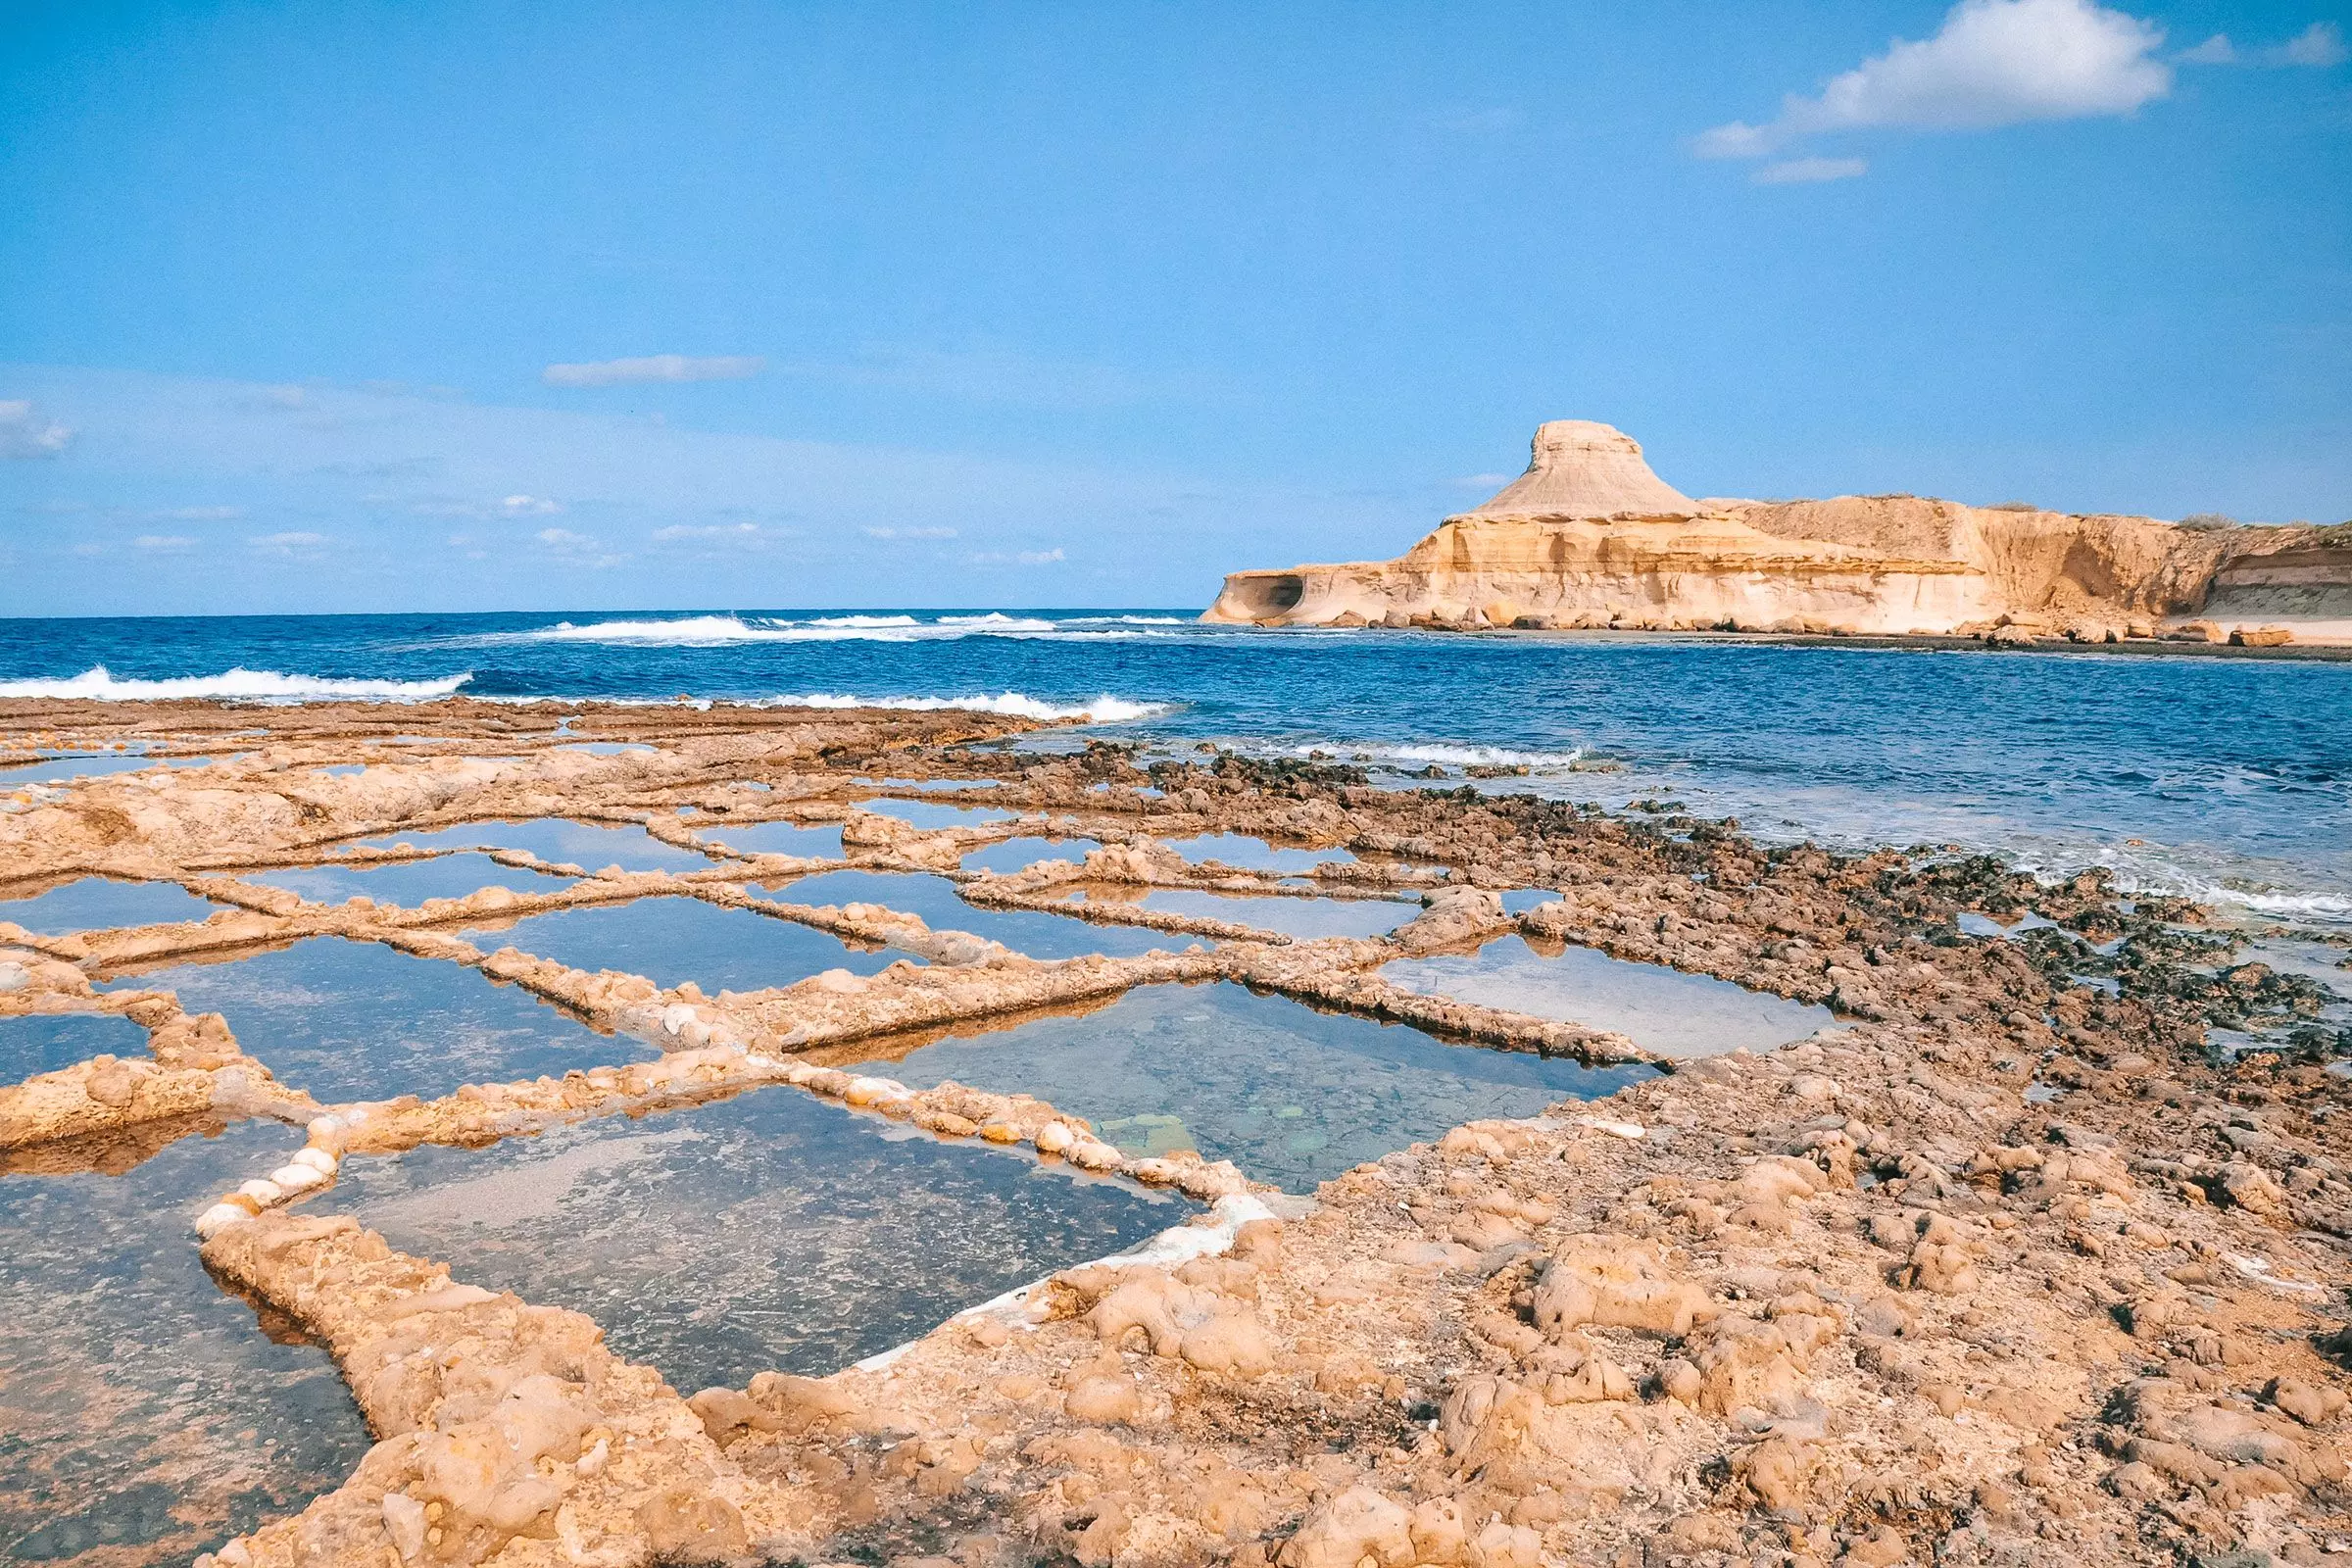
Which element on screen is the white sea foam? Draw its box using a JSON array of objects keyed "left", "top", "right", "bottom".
[
  {"left": 936, "top": 612, "right": 1059, "bottom": 631},
  {"left": 472, "top": 612, "right": 1174, "bottom": 646},
  {"left": 514, "top": 615, "right": 803, "bottom": 644},
  {"left": 0, "top": 665, "right": 472, "bottom": 703},
  {"left": 756, "top": 692, "right": 1167, "bottom": 722},
  {"left": 1287, "top": 741, "right": 1590, "bottom": 770}
]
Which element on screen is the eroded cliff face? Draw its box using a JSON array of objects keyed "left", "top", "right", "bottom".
[{"left": 1205, "top": 422, "right": 2351, "bottom": 644}]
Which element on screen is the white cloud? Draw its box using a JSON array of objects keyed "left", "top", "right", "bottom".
[
  {"left": 1453, "top": 473, "right": 1513, "bottom": 488},
  {"left": 133, "top": 534, "right": 197, "bottom": 551},
  {"left": 1697, "top": 0, "right": 2171, "bottom": 159},
  {"left": 651, "top": 521, "right": 769, "bottom": 546},
  {"left": 863, "top": 525, "right": 958, "bottom": 540},
  {"left": 542, "top": 354, "right": 765, "bottom": 388},
  {"left": 150, "top": 505, "right": 244, "bottom": 521},
  {"left": 501, "top": 493, "right": 562, "bottom": 514},
  {"left": 535, "top": 526, "right": 626, "bottom": 568},
  {"left": 1754, "top": 156, "right": 1871, "bottom": 184},
  {"left": 249, "top": 530, "right": 327, "bottom": 557},
  {"left": 970, "top": 546, "right": 1067, "bottom": 565},
  {"left": 0, "top": 398, "right": 74, "bottom": 459},
  {"left": 2181, "top": 22, "right": 2347, "bottom": 68}
]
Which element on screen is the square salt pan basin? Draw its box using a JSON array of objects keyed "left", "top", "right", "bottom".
[
  {"left": 760, "top": 871, "right": 1177, "bottom": 960},
  {"left": 856, "top": 981, "right": 1654, "bottom": 1193},
  {"left": 858, "top": 799, "right": 1015, "bottom": 830},
  {"left": 459, "top": 895, "right": 902, "bottom": 995},
  {"left": 0, "top": 1117, "right": 368, "bottom": 1564},
  {"left": 0, "top": 752, "right": 215, "bottom": 788},
  {"left": 1161, "top": 833, "right": 1358, "bottom": 874},
  {"left": 116, "top": 936, "right": 651, "bottom": 1104},
  {"left": 245, "top": 852, "right": 578, "bottom": 909},
  {"left": 1383, "top": 935, "right": 1837, "bottom": 1059},
  {"left": 0, "top": 876, "right": 229, "bottom": 935},
  {"left": 1071, "top": 887, "right": 1418, "bottom": 942},
  {"left": 960, "top": 835, "right": 1105, "bottom": 874},
  {"left": 308, "top": 1084, "right": 1185, "bottom": 1393},
  {"left": 698, "top": 820, "right": 846, "bottom": 859},
  {"left": 3, "top": 1011, "right": 149, "bottom": 1081},
  {"left": 343, "top": 817, "right": 711, "bottom": 874}
]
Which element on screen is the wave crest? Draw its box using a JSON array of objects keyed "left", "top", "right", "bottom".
[
  {"left": 0, "top": 665, "right": 472, "bottom": 703},
  {"left": 758, "top": 692, "right": 1166, "bottom": 722}
]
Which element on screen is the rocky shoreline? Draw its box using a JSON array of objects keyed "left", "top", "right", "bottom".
[{"left": 2, "top": 697, "right": 2347, "bottom": 1567}]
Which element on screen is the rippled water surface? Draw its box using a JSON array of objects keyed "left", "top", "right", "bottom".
[
  {"left": 118, "top": 936, "right": 646, "bottom": 1102},
  {"left": 246, "top": 851, "right": 577, "bottom": 907},
  {"left": 0, "top": 876, "right": 227, "bottom": 935},
  {"left": 764, "top": 870, "right": 1176, "bottom": 959},
  {"left": 310, "top": 1085, "right": 1184, "bottom": 1391},
  {"left": 461, "top": 895, "right": 903, "bottom": 992},
  {"left": 1, "top": 1010, "right": 149, "bottom": 1079},
  {"left": 858, "top": 981, "right": 1654, "bottom": 1190},
  {"left": 0, "top": 1117, "right": 368, "bottom": 1564},
  {"left": 3, "top": 612, "right": 2346, "bottom": 921},
  {"left": 347, "top": 816, "right": 711, "bottom": 873}
]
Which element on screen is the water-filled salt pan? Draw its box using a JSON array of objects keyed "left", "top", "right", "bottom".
[
  {"left": 460, "top": 895, "right": 901, "bottom": 994},
  {"left": 859, "top": 799, "right": 1015, "bottom": 830},
  {"left": 0, "top": 1118, "right": 368, "bottom": 1563},
  {"left": 858, "top": 981, "right": 1653, "bottom": 1191},
  {"left": 311, "top": 1084, "right": 1183, "bottom": 1392},
  {"left": 1384, "top": 935, "right": 1836, "bottom": 1058},
  {"left": 1073, "top": 887, "right": 1418, "bottom": 942},
  {"left": 960, "top": 835, "right": 1106, "bottom": 874},
  {"left": 0, "top": 876, "right": 228, "bottom": 935},
  {"left": 0, "top": 752, "right": 214, "bottom": 788},
  {"left": 116, "top": 936, "right": 650, "bottom": 1103},
  {"left": 762, "top": 870, "right": 1174, "bottom": 960},
  {"left": 1160, "top": 833, "right": 1358, "bottom": 873},
  {"left": 699, "top": 820, "right": 847, "bottom": 859},
  {"left": 2, "top": 1011, "right": 149, "bottom": 1081},
  {"left": 246, "top": 852, "right": 577, "bottom": 908},
  {"left": 346, "top": 817, "right": 710, "bottom": 873}
]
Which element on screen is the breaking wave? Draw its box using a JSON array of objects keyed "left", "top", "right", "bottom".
[
  {"left": 1286, "top": 741, "right": 1591, "bottom": 770},
  {"left": 458, "top": 612, "right": 1197, "bottom": 647},
  {"left": 0, "top": 665, "right": 473, "bottom": 703},
  {"left": 757, "top": 692, "right": 1167, "bottom": 722}
]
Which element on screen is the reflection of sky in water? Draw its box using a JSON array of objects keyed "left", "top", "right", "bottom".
[
  {"left": 461, "top": 896, "right": 901, "bottom": 992},
  {"left": 0, "top": 877, "right": 226, "bottom": 935},
  {"left": 345, "top": 817, "right": 710, "bottom": 873},
  {"left": 1160, "top": 833, "right": 1358, "bottom": 873},
  {"left": 0, "top": 1117, "right": 368, "bottom": 1565},
  {"left": 861, "top": 981, "right": 1653, "bottom": 1191},
  {"left": 763, "top": 870, "right": 1175, "bottom": 959},
  {"left": 0, "top": 754, "right": 212, "bottom": 788},
  {"left": 859, "top": 799, "right": 1014, "bottom": 830},
  {"left": 1081, "top": 887, "right": 1416, "bottom": 941},
  {"left": 245, "top": 852, "right": 577, "bottom": 908},
  {"left": 1385, "top": 935, "right": 1835, "bottom": 1058},
  {"left": 2, "top": 1011, "right": 149, "bottom": 1080},
  {"left": 699, "top": 819, "right": 846, "bottom": 858},
  {"left": 311, "top": 1086, "right": 1183, "bottom": 1391},
  {"left": 961, "top": 835, "right": 1104, "bottom": 874},
  {"left": 122, "top": 936, "right": 646, "bottom": 1102}
]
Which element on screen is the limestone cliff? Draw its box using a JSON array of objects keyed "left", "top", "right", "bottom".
[{"left": 1204, "top": 420, "right": 2351, "bottom": 644}]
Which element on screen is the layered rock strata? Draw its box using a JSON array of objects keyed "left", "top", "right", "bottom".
[{"left": 1207, "top": 420, "right": 2352, "bottom": 644}]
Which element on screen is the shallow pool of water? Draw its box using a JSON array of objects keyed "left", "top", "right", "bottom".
[
  {"left": 0, "top": 1117, "right": 369, "bottom": 1565},
  {"left": 698, "top": 820, "right": 847, "bottom": 859},
  {"left": 1160, "top": 833, "right": 1359, "bottom": 874},
  {"left": 2, "top": 1011, "right": 149, "bottom": 1081},
  {"left": 345, "top": 817, "right": 711, "bottom": 874},
  {"left": 309, "top": 1085, "right": 1184, "bottom": 1392},
  {"left": 1074, "top": 887, "right": 1418, "bottom": 942},
  {"left": 0, "top": 753, "right": 214, "bottom": 789},
  {"left": 761, "top": 871, "right": 1177, "bottom": 960},
  {"left": 1384, "top": 935, "right": 1837, "bottom": 1058},
  {"left": 460, "top": 896, "right": 902, "bottom": 994},
  {"left": 960, "top": 835, "right": 1106, "bottom": 875},
  {"left": 119, "top": 936, "right": 647, "bottom": 1102},
  {"left": 859, "top": 799, "right": 1015, "bottom": 830},
  {"left": 859, "top": 981, "right": 1651, "bottom": 1191},
  {"left": 0, "top": 876, "right": 228, "bottom": 935},
  {"left": 246, "top": 853, "right": 578, "bottom": 909}
]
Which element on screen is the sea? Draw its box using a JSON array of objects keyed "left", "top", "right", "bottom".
[{"left": 2, "top": 609, "right": 2347, "bottom": 928}]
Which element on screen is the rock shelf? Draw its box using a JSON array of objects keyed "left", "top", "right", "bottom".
[{"left": 0, "top": 697, "right": 2344, "bottom": 1566}]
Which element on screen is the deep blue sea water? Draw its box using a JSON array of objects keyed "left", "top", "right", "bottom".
[{"left": 3, "top": 609, "right": 2348, "bottom": 923}]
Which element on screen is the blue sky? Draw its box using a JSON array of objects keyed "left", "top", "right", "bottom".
[{"left": 1, "top": 0, "right": 2346, "bottom": 614}]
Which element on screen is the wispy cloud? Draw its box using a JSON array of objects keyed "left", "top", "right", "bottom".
[
  {"left": 0, "top": 399, "right": 74, "bottom": 459},
  {"left": 149, "top": 505, "right": 244, "bottom": 521},
  {"left": 1697, "top": 0, "right": 2171, "bottom": 161},
  {"left": 535, "top": 526, "right": 626, "bottom": 568},
  {"left": 969, "top": 546, "right": 1066, "bottom": 565},
  {"left": 501, "top": 493, "right": 562, "bottom": 514},
  {"left": 1453, "top": 473, "right": 1513, "bottom": 489},
  {"left": 133, "top": 533, "right": 197, "bottom": 551},
  {"left": 863, "top": 524, "right": 958, "bottom": 540},
  {"left": 2180, "top": 22, "right": 2347, "bottom": 68},
  {"left": 542, "top": 354, "right": 765, "bottom": 388},
  {"left": 249, "top": 530, "right": 327, "bottom": 558},
  {"left": 1754, "top": 156, "right": 1870, "bottom": 184}
]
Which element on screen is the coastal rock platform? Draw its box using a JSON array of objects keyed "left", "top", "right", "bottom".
[{"left": 1, "top": 696, "right": 2347, "bottom": 1567}]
